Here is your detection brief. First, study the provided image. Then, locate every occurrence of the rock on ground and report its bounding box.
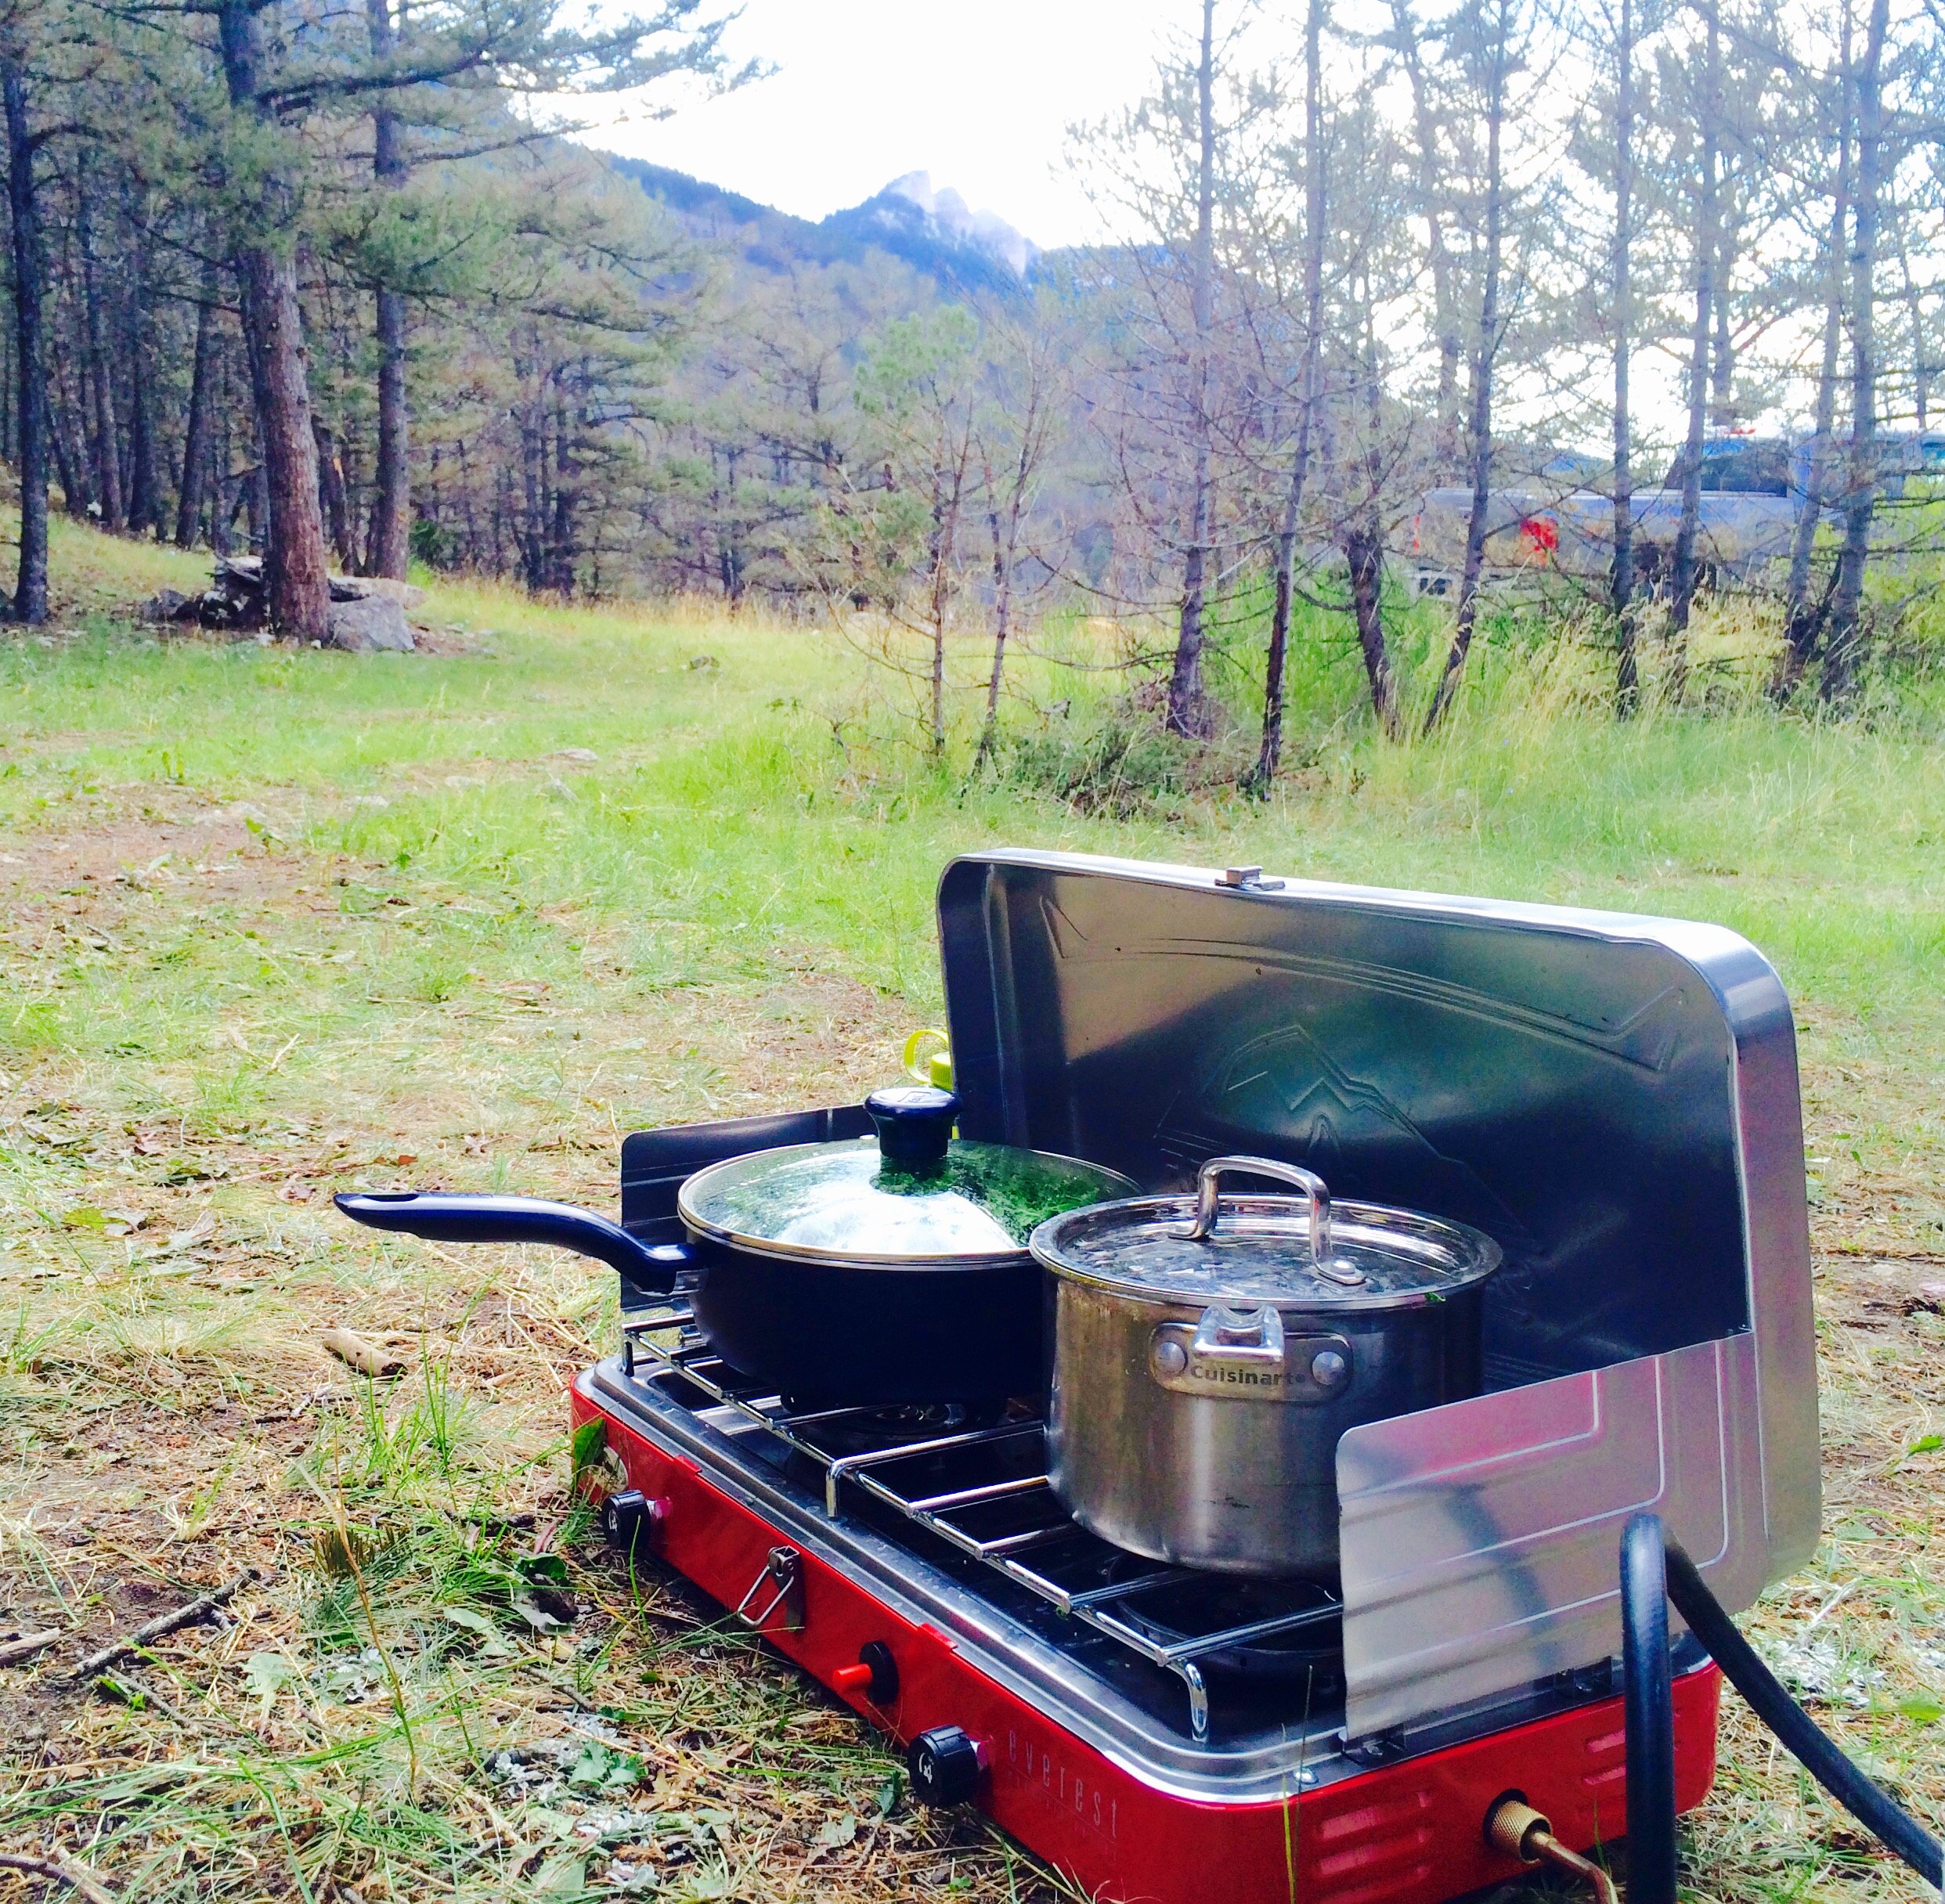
[139,589,196,623]
[326,594,417,653]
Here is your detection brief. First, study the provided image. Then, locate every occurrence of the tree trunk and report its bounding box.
[1777,57,1849,701]
[975,369,1044,774]
[364,0,411,579]
[1424,0,1508,736]
[124,198,161,538]
[175,248,221,548]
[2,56,48,623]
[76,176,125,532]
[1611,0,1637,716]
[1347,522,1402,740]
[219,0,331,642]
[1824,0,1890,707]
[1709,227,1735,429]
[315,419,356,569]
[1256,0,1330,786]
[1667,1,1720,694]
[1166,0,1218,740]
[1391,0,1460,474]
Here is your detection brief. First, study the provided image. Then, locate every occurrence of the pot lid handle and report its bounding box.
[1175,1156,1359,1280]
[864,1084,959,1170]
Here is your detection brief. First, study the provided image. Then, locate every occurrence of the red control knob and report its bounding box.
[832,1641,899,1704]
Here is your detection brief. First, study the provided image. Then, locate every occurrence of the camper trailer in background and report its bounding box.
[1407,431,1945,597]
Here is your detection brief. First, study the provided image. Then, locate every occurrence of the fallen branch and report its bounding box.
[0,1631,62,1667]
[0,1850,117,1904]
[62,1573,257,1684]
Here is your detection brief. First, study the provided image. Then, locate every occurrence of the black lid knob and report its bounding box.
[864,1086,958,1170]
[908,1725,983,1805]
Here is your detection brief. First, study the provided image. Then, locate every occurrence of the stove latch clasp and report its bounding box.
[732,1544,806,1634]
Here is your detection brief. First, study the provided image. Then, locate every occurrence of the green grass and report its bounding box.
[0,519,1939,1901]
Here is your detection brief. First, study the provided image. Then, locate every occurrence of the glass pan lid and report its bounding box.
[680,1135,1136,1264]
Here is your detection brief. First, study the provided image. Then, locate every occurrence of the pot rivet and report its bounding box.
[1153,1339,1189,1378]
[1310,1348,1348,1387]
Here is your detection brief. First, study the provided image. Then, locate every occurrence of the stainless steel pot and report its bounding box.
[1031,1156,1502,1579]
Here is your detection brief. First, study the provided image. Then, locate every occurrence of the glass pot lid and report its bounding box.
[678,1087,1138,1264]
[1030,1155,1501,1310]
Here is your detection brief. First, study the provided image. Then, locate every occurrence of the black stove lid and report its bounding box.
[936,851,1811,1386]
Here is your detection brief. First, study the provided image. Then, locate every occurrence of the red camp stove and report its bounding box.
[568,850,1822,1904]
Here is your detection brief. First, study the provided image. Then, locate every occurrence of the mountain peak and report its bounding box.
[608,152,1041,294]
[879,172,1039,277]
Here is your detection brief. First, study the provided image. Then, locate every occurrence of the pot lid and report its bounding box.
[678,1086,1137,1264]
[1030,1156,1501,1309]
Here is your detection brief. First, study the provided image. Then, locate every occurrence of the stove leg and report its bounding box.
[1175,1661,1210,1743]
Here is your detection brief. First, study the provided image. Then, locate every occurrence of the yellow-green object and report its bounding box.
[903,1027,953,1090]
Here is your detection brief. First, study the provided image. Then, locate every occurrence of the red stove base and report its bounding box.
[574,1376,1720,1904]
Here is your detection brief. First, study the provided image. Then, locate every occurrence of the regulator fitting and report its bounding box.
[1485,1797,1619,1904]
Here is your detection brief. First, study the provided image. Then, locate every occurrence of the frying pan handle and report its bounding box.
[334,1192,688,1293]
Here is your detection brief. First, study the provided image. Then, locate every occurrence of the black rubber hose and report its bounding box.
[1662,1538,1943,1892]
[1620,1513,1678,1904]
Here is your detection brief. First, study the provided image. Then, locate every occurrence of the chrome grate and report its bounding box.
[622,1305,1342,1743]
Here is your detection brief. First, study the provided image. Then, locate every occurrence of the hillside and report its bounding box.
[605,155,1037,294]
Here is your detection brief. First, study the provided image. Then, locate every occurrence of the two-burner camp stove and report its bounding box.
[569,851,1821,1904]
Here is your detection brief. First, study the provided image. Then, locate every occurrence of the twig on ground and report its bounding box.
[94,1671,192,1725]
[322,1325,407,1379]
[0,1631,63,1667]
[0,1849,117,1903]
[61,1572,258,1684]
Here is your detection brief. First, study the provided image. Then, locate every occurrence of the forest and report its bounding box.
[2,0,1944,766]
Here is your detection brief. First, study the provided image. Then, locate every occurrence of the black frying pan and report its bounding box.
[334,1187,1049,1406]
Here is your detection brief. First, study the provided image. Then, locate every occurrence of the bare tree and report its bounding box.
[1424,0,1515,736]
[973,301,1066,774]
[2,43,49,622]
[174,243,222,548]
[1388,0,1463,472]
[363,0,410,579]
[1823,0,1891,705]
[1610,0,1640,716]
[1776,31,1851,700]
[1254,0,1330,787]
[1166,0,1221,738]
[1666,0,1723,695]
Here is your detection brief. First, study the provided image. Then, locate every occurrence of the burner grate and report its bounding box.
[622,1307,1341,1742]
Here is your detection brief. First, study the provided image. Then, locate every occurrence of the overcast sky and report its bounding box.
[582,0,1199,248]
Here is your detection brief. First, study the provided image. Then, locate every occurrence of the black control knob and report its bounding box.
[601,1489,662,1557]
[908,1726,984,1805]
[865,1086,958,1170]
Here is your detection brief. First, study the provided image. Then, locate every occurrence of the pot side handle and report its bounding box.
[334,1191,687,1293]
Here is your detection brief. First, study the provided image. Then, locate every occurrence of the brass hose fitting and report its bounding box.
[1485,1797,1621,1904]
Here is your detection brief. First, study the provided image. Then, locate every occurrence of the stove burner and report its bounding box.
[622,1305,1345,1743]
[1102,1563,1344,1689]
[778,1397,1010,1455]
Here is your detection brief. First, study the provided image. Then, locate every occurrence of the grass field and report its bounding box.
[0,516,1940,1901]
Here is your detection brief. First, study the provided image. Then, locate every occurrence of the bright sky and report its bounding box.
[583,0,1200,249]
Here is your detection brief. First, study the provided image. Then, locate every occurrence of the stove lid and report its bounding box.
[938,850,1820,1732]
[1032,1156,1501,1311]
[678,1086,1135,1264]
